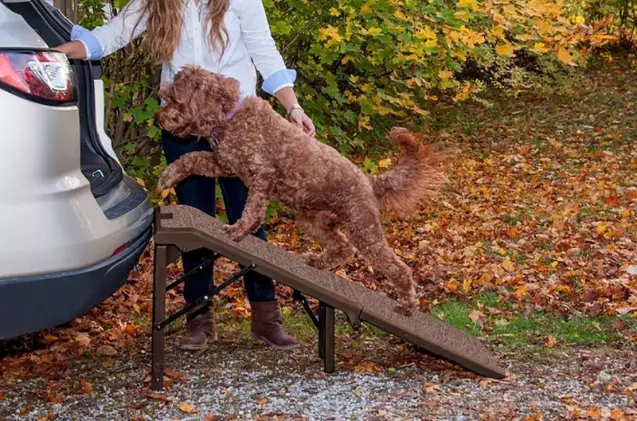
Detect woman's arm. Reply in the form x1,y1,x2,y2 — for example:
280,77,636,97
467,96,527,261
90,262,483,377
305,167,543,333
55,0,148,60
275,87,315,137
239,0,315,136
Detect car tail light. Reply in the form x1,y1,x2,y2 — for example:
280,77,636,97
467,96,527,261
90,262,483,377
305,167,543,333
112,243,129,256
0,50,76,104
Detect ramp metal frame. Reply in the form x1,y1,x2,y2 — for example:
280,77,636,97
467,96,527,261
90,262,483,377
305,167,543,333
150,205,506,390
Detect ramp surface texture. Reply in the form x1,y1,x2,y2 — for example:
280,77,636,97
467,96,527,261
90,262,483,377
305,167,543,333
155,205,506,379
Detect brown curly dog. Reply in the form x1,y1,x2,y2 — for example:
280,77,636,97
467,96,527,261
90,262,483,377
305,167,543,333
155,66,452,315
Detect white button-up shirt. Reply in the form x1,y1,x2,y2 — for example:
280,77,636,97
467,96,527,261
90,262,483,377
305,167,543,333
71,0,295,98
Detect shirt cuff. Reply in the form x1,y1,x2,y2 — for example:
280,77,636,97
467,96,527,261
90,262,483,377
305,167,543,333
262,69,296,96
71,25,104,60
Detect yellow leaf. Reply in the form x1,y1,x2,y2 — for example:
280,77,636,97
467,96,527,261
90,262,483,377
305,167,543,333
438,69,453,80
367,27,382,36
394,9,407,20
378,158,392,169
495,42,515,57
341,55,354,64
463,278,472,294
597,224,607,234
160,189,170,200
178,402,198,414
453,81,472,102
415,26,436,40
361,4,372,14
502,259,515,272
425,38,437,48
533,42,549,54
135,178,146,188
557,46,575,65
329,7,340,16
550,260,559,269
454,10,471,22
457,0,476,9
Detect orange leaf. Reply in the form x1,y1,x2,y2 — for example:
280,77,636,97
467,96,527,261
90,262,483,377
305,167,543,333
445,279,459,293
178,402,198,414
41,335,59,345
18,404,33,416
354,361,381,373
80,380,93,394
514,285,528,299
611,408,625,420
48,389,64,404
544,336,557,348
255,396,269,405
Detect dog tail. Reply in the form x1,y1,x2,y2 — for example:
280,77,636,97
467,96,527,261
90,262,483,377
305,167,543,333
370,127,453,215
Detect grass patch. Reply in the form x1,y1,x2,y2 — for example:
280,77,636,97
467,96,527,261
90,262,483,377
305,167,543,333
430,295,635,349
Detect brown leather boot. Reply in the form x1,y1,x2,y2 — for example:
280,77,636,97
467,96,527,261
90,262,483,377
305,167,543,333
250,301,299,350
179,306,217,351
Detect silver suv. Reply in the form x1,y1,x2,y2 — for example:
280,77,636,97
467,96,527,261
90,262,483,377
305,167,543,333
0,0,153,339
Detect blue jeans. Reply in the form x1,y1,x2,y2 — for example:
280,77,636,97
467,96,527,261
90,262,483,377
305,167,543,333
161,131,276,304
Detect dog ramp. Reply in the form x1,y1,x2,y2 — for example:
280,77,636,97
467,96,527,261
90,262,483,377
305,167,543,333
150,205,505,389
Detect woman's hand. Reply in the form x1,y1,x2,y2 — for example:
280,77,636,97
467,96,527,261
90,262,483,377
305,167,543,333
289,108,316,137
54,41,87,60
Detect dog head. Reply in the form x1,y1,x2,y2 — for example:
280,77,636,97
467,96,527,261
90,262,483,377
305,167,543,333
156,66,241,139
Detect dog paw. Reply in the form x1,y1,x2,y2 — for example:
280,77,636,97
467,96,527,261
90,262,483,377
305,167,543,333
221,224,249,243
301,252,323,268
393,296,419,317
156,172,177,194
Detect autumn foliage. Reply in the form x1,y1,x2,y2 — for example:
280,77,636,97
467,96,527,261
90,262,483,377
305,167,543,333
264,0,620,153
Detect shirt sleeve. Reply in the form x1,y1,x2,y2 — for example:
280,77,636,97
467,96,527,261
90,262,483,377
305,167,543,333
70,0,148,60
239,0,296,95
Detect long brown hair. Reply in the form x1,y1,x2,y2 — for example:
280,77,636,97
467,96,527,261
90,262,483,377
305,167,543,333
130,0,230,63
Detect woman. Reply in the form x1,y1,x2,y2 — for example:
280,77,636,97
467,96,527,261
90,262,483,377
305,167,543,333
56,0,315,351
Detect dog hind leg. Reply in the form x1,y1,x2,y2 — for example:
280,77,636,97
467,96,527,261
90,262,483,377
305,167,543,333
296,210,354,270
346,210,418,316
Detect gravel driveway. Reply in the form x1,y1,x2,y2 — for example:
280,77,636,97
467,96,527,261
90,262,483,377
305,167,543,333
1,332,635,421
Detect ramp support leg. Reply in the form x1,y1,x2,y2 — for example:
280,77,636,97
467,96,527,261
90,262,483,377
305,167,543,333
318,302,335,373
151,245,168,391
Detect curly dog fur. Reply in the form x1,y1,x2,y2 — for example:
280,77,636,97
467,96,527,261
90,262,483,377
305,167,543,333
155,66,452,315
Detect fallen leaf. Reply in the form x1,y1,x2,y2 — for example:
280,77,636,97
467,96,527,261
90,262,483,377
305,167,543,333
611,408,625,420
18,404,33,416
502,259,515,272
41,335,59,345
146,393,170,401
0,392,5,400
354,361,381,373
97,345,118,357
75,333,91,347
48,389,64,404
178,402,198,414
80,380,93,394
205,415,221,421
469,310,485,324
255,397,269,405
544,335,557,348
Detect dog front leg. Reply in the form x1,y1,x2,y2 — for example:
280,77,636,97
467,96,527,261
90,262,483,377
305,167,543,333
222,172,274,243
157,151,230,192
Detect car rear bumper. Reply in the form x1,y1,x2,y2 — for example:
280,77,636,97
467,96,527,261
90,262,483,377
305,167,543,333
0,226,152,340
